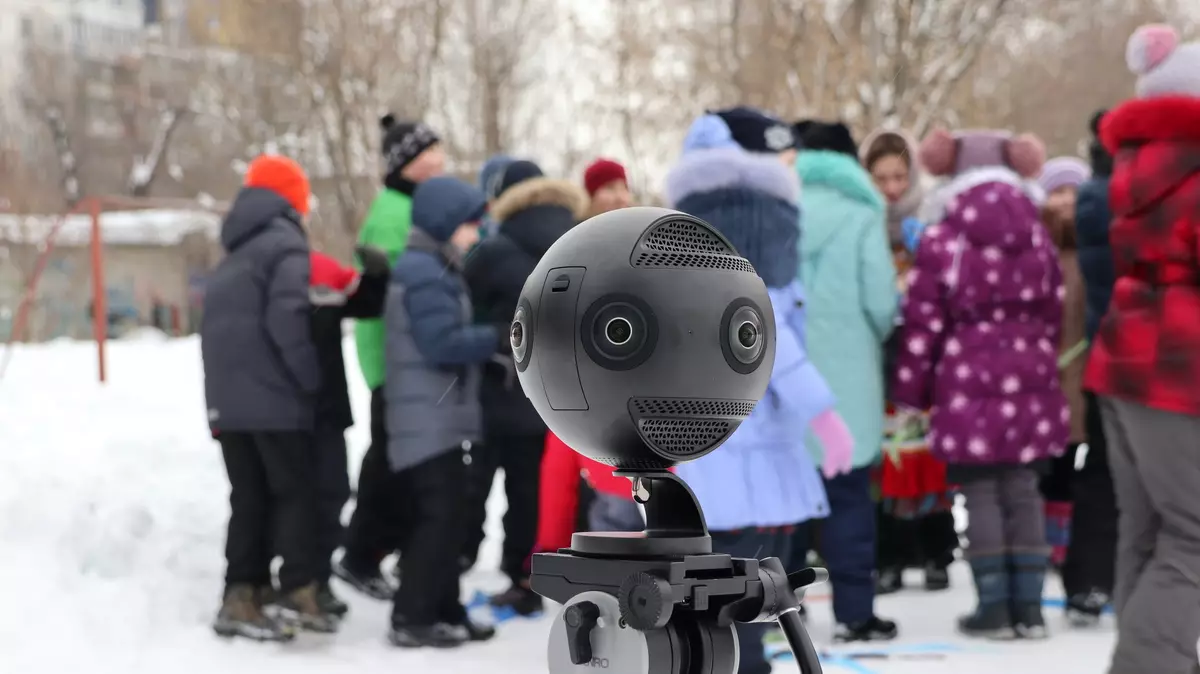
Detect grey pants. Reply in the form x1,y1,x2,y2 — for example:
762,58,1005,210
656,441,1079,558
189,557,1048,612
959,468,1048,559
1101,396,1200,674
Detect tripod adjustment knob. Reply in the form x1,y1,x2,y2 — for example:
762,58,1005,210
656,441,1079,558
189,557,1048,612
563,601,601,665
618,571,674,631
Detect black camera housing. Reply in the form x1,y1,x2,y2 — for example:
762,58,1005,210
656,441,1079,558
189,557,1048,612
511,207,775,470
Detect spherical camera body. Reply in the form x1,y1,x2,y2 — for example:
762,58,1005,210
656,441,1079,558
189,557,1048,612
511,207,775,470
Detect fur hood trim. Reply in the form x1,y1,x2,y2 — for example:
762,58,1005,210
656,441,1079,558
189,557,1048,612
490,177,589,224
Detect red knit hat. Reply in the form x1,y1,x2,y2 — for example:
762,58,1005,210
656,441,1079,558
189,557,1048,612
244,155,311,215
583,158,627,196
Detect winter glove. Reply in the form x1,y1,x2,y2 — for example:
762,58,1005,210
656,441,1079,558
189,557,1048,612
811,408,854,479
901,217,925,254
355,245,391,278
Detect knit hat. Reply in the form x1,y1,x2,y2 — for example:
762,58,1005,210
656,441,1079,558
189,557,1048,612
711,106,796,153
1126,24,1200,99
244,155,310,215
380,113,439,179
1038,157,1090,194
918,128,1046,179
583,158,627,195
488,159,543,200
1087,109,1113,177
478,154,514,197
793,120,858,157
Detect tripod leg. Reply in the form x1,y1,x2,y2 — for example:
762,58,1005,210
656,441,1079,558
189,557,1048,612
779,610,822,674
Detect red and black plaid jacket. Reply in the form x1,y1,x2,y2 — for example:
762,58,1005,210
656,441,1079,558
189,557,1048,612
1083,95,1200,416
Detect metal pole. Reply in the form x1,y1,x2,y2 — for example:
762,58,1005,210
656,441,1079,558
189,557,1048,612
89,198,108,383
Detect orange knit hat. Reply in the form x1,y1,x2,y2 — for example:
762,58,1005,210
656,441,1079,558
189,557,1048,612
244,155,311,215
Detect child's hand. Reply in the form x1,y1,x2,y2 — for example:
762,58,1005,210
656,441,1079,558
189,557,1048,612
901,217,925,254
811,408,854,478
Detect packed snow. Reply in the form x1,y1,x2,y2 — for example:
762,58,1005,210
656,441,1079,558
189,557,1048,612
0,336,1120,673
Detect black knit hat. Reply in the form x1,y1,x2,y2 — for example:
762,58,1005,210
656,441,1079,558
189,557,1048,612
793,120,858,158
711,106,796,153
487,159,543,200
380,113,439,180
1088,109,1113,177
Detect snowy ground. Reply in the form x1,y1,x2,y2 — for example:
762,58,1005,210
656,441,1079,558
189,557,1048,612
0,335,1118,673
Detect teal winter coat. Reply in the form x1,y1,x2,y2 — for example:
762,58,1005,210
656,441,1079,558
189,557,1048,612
796,150,898,469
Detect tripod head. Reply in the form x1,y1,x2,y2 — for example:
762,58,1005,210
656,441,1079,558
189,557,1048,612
512,208,826,673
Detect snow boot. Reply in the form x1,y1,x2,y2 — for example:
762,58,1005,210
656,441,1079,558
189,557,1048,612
833,616,899,643
213,584,295,642
332,557,394,601
489,584,544,617
275,582,340,633
876,566,903,595
456,616,497,642
317,582,349,618
1065,589,1109,628
924,560,951,591
1010,553,1049,639
958,556,1016,640
388,618,468,649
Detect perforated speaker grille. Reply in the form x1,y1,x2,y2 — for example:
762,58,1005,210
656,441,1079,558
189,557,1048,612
631,398,756,417
630,218,755,273
637,419,731,458
594,457,670,470
629,397,755,459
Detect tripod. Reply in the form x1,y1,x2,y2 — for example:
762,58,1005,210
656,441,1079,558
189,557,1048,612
531,469,826,674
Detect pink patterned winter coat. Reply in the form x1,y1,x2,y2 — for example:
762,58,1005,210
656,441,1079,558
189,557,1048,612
890,167,1069,467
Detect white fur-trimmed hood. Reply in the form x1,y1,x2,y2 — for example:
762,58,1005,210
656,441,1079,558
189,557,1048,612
917,166,1046,225
664,147,801,208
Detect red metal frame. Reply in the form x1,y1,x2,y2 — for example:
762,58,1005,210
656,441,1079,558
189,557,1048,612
0,195,227,383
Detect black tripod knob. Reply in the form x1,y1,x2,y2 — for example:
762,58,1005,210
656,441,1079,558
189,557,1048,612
563,600,601,664
618,571,675,630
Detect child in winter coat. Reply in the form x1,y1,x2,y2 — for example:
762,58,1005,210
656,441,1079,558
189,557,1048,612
535,432,647,552
461,160,589,616
891,128,1069,639
382,176,508,649
304,244,390,619
1034,157,1090,572
202,155,330,640
792,120,901,642
665,107,854,674
1061,110,1118,627
339,116,446,597
861,128,960,595
1085,25,1200,674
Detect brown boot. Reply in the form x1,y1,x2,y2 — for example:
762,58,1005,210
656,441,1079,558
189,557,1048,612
213,584,295,642
276,582,339,633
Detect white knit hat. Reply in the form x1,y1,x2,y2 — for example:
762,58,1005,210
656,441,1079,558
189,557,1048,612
1126,24,1200,98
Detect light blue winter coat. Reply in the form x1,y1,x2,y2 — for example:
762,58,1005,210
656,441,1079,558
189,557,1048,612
796,150,898,470
665,140,835,531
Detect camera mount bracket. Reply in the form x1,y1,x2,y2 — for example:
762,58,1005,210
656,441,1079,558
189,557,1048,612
531,468,826,674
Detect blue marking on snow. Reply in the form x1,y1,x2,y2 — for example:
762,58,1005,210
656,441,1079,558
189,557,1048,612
466,590,544,625
1042,596,1114,614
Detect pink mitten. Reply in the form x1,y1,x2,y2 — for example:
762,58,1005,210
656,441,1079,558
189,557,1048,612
811,408,854,479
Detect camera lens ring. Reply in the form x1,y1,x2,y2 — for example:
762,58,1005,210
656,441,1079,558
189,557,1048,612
604,317,633,346
720,299,768,374
581,294,658,372
512,300,534,372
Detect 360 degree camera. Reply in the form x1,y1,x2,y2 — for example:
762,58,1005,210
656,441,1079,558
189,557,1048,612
512,207,775,470
515,208,825,674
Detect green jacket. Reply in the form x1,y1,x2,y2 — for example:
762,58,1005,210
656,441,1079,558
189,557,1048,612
354,189,413,389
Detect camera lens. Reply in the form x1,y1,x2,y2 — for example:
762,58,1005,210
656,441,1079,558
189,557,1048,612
511,304,530,364
510,321,524,350
737,321,758,349
726,305,764,366
605,317,633,346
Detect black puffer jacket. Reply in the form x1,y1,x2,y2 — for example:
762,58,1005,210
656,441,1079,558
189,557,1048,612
201,188,320,432
463,176,588,437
